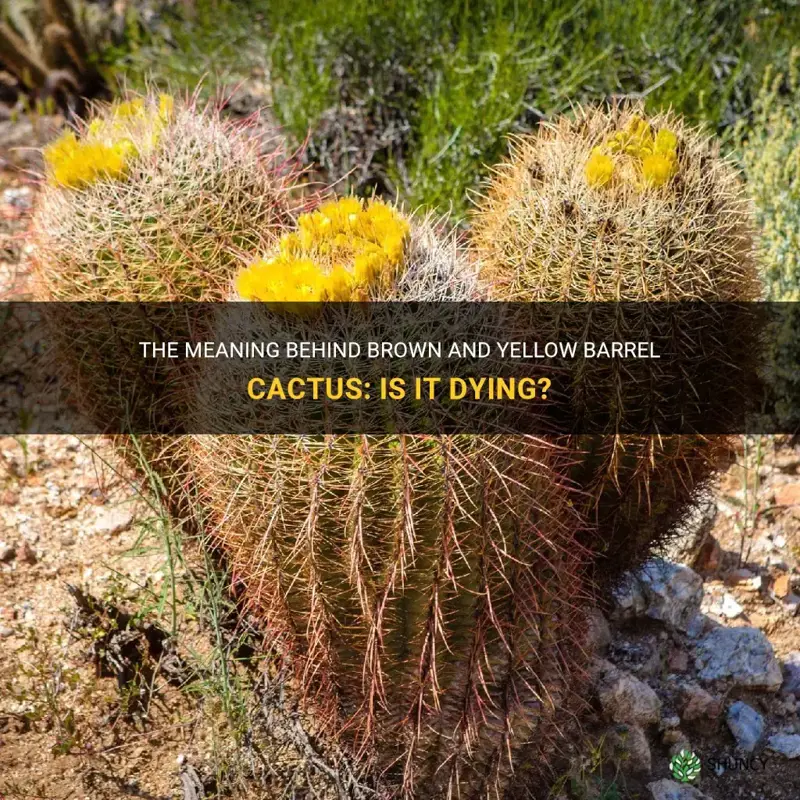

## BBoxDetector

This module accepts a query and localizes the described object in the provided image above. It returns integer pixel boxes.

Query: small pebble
[16,542,36,565]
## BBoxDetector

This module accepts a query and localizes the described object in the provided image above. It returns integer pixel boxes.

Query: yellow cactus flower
[641,153,677,187]
[607,115,654,157]
[654,128,678,155]
[585,148,615,188]
[326,264,356,300]
[593,119,680,192]
[44,131,137,189]
[236,197,410,306]
[44,95,175,189]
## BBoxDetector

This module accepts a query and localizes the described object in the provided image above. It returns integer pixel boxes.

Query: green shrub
[739,49,800,300]
[105,0,800,218]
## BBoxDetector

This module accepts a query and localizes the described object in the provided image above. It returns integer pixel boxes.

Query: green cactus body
[473,106,759,581]
[193,431,588,796]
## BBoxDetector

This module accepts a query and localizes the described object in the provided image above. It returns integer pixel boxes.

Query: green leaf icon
[670,749,701,783]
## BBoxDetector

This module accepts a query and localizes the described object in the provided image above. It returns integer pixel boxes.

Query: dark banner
[2,302,798,434]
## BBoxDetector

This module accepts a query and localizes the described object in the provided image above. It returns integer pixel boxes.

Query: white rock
[694,627,783,690]
[93,505,135,536]
[766,733,800,759]
[613,559,703,632]
[647,779,709,800]
[708,592,743,619]
[726,701,764,752]
[593,659,662,726]
[746,575,763,592]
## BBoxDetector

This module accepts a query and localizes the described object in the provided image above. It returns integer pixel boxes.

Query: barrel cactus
[31,91,297,500]
[190,197,589,797]
[33,91,295,302]
[473,105,759,579]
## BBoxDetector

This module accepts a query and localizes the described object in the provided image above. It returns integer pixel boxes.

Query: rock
[605,724,652,773]
[784,593,800,616]
[774,483,800,507]
[612,572,647,620]
[662,728,685,746]
[60,533,75,548]
[93,506,135,537]
[0,627,13,638]
[775,453,800,473]
[684,612,709,639]
[782,652,800,696]
[1,489,18,505]
[0,542,15,563]
[695,627,783,690]
[680,682,721,722]
[726,701,764,752]
[773,574,792,599]
[668,648,689,672]
[584,608,612,654]
[647,779,708,800]
[613,559,703,632]
[15,542,36,565]
[743,575,763,592]
[593,659,661,726]
[639,560,704,630]
[766,733,800,759]
[707,592,743,619]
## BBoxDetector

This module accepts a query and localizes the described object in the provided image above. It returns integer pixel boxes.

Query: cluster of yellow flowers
[44,95,174,189]
[585,116,679,190]
[236,197,410,306]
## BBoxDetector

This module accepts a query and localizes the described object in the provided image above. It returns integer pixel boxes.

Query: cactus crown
[33,92,296,302]
[585,115,679,188]
[236,196,411,303]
